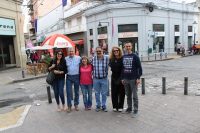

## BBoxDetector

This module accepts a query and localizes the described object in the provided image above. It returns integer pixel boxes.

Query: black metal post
[184,77,188,95]
[162,77,166,94]
[22,70,25,78]
[141,55,143,61]
[47,86,52,103]
[160,52,162,60]
[141,78,145,95]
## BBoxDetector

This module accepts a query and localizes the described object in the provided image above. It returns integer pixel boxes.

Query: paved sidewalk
[1,93,200,133]
[0,68,47,85]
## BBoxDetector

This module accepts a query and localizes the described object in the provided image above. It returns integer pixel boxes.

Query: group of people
[48,41,143,118]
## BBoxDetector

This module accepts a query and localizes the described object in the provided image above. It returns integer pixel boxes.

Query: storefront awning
[73,39,84,45]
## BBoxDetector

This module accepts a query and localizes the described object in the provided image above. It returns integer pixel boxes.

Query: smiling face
[57,52,63,59]
[124,42,132,54]
[113,48,119,57]
[69,48,75,57]
[82,57,88,65]
[96,47,103,58]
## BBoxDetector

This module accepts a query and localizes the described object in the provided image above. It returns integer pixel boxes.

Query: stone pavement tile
[0,105,31,131]
[3,93,200,133]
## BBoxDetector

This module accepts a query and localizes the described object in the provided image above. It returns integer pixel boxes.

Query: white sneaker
[113,108,117,112]
[118,109,123,112]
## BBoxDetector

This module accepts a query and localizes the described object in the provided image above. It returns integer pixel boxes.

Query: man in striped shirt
[92,46,109,112]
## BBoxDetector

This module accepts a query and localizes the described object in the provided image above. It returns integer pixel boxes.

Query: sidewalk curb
[9,74,47,84]
[141,57,175,62]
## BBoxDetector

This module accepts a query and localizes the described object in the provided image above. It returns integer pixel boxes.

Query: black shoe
[125,108,132,113]
[102,107,108,112]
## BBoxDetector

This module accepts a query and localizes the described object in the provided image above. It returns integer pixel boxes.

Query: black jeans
[111,77,125,110]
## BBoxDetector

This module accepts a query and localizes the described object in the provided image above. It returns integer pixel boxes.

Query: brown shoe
[75,105,79,111]
[67,107,72,113]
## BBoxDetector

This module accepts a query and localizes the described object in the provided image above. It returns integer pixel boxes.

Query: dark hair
[124,41,132,45]
[96,46,103,50]
[55,50,65,61]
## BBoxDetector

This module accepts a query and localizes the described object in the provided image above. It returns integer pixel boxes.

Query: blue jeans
[80,84,93,108]
[93,78,108,109]
[53,78,65,105]
[66,75,80,107]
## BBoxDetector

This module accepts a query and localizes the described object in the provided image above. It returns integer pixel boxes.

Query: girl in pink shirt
[80,56,93,110]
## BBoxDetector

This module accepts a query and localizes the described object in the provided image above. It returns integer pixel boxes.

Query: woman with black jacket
[109,47,125,112]
[48,51,67,111]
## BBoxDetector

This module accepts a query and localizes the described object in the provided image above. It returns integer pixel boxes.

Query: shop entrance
[153,37,165,53]
[0,36,16,68]
[118,37,138,54]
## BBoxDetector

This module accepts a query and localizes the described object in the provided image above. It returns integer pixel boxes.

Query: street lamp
[193,21,198,45]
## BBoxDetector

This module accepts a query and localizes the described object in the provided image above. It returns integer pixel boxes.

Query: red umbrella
[41,34,75,48]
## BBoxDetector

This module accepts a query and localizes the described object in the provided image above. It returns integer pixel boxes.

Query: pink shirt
[80,64,93,85]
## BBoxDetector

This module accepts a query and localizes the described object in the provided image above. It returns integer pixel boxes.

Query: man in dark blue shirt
[121,42,143,118]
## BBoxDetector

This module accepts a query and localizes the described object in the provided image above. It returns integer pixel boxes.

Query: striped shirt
[92,55,109,79]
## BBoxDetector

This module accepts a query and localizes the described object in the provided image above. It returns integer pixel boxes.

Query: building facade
[0,0,25,68]
[36,0,100,55]
[85,0,199,56]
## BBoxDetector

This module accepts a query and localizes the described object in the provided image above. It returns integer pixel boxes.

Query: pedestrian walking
[109,47,125,112]
[48,51,67,112]
[79,56,93,110]
[92,46,109,112]
[121,42,143,118]
[65,48,81,112]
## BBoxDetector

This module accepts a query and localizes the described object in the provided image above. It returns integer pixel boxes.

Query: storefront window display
[153,24,165,52]
[118,24,138,54]
[97,26,108,54]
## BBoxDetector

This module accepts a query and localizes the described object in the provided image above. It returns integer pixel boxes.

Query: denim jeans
[123,79,138,112]
[93,78,108,109]
[80,84,93,108]
[66,75,80,107]
[53,78,65,105]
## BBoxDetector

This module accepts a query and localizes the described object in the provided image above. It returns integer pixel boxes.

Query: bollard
[160,52,162,60]
[141,55,143,62]
[141,78,145,95]
[148,55,150,61]
[47,86,52,103]
[155,53,157,60]
[165,53,167,59]
[184,77,188,95]
[162,77,166,94]
[22,70,25,78]
[107,79,110,96]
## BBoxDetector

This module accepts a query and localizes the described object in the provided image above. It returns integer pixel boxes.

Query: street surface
[0,55,200,133]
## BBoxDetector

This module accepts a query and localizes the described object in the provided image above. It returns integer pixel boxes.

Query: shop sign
[0,18,16,35]
[118,32,138,38]
[188,32,193,36]
[97,34,108,39]
[155,32,165,37]
[175,32,180,36]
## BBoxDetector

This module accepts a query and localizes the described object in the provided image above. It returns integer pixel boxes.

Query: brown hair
[80,56,91,66]
[109,46,123,60]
